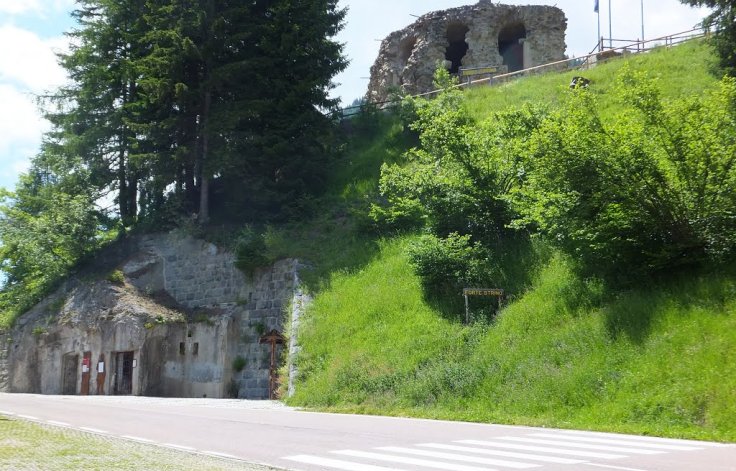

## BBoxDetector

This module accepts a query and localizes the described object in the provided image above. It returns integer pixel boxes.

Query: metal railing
[332,27,707,118]
[464,27,706,89]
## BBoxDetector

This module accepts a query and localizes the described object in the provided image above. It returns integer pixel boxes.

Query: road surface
[1,393,734,471]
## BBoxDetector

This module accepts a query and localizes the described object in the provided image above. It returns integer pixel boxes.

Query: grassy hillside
[284,40,736,442]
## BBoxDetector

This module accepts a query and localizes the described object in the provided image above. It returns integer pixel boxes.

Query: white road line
[497,437,664,455]
[284,455,408,471]
[163,443,196,451]
[203,451,240,460]
[47,420,70,427]
[418,443,586,464]
[586,463,650,471]
[529,433,701,451]
[375,446,539,469]
[17,414,39,420]
[332,450,497,471]
[457,440,626,459]
[556,430,728,447]
[80,427,108,434]
[121,435,155,443]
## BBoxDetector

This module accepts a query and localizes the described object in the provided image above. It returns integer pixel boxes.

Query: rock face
[366,0,567,103]
[0,232,305,399]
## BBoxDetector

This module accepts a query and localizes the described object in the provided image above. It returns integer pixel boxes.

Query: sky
[0,0,711,192]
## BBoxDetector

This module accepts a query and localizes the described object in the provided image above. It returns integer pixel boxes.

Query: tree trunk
[198,89,212,224]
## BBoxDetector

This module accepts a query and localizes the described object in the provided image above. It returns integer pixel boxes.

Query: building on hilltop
[366,0,567,103]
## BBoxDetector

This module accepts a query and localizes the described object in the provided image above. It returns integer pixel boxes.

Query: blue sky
[0,0,710,192]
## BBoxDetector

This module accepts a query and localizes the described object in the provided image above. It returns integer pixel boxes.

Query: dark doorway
[113,351,134,395]
[445,23,469,74]
[498,23,526,72]
[61,353,78,395]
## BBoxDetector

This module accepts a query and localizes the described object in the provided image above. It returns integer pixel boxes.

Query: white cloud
[0,0,74,16]
[0,23,67,189]
[0,84,45,188]
[0,25,67,93]
[0,0,41,15]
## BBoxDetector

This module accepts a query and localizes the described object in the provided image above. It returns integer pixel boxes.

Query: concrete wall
[1,232,303,399]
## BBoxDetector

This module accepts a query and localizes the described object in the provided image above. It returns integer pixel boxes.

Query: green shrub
[232,355,246,372]
[234,226,272,277]
[511,68,736,283]
[106,270,125,284]
[407,233,482,300]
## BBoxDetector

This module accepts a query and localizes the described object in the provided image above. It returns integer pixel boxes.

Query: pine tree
[680,0,736,76]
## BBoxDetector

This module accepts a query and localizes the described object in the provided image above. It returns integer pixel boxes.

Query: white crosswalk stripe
[556,429,728,447]
[375,446,540,468]
[284,455,408,471]
[417,443,586,464]
[282,430,717,470]
[333,450,499,471]
[457,440,627,459]
[528,433,702,451]
[495,437,665,455]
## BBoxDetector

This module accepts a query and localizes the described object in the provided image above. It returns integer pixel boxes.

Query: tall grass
[290,236,736,441]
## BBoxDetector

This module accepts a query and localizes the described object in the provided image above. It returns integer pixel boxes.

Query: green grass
[286,40,736,441]
[289,236,736,441]
[463,40,719,121]
[0,416,270,470]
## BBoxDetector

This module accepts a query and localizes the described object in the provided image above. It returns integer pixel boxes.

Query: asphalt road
[1,393,734,471]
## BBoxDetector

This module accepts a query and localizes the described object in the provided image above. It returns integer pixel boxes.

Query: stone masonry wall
[1,232,305,400]
[0,332,9,392]
[126,233,302,399]
[366,0,566,103]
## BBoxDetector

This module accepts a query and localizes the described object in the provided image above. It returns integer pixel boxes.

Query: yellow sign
[460,67,501,77]
[463,288,504,297]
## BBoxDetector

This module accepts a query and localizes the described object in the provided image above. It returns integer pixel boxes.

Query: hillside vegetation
[285,40,736,442]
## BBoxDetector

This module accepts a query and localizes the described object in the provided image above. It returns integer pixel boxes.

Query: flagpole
[595,0,601,51]
[608,0,613,49]
[641,0,645,41]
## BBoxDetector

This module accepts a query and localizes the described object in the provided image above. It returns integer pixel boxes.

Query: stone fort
[366,0,567,103]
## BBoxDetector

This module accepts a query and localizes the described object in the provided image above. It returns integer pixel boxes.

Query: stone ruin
[366,0,567,103]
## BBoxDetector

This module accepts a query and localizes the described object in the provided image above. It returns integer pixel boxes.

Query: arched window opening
[498,23,526,72]
[399,37,417,66]
[445,23,469,74]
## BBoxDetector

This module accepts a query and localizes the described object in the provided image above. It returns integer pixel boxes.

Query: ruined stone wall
[366,0,566,103]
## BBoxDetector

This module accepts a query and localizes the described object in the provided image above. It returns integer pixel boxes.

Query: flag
[594,0,599,13]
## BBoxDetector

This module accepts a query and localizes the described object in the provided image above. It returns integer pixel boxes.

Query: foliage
[106,270,125,284]
[372,67,547,303]
[680,0,736,76]
[511,67,736,282]
[406,233,483,301]
[232,355,246,372]
[0,168,101,328]
[45,0,348,225]
[234,226,272,277]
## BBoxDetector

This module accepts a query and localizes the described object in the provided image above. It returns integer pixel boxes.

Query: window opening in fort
[193,342,199,356]
[445,23,470,74]
[398,36,417,67]
[498,22,526,72]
